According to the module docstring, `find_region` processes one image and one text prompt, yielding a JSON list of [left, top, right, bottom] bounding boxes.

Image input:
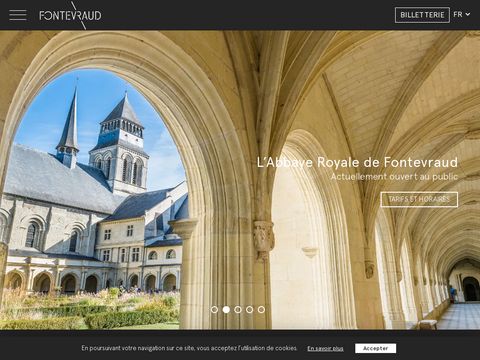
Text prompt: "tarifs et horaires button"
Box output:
[[380, 191, 458, 208]]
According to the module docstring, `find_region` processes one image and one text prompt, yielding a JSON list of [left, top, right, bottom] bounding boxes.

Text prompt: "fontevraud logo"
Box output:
[[38, 1, 102, 30]]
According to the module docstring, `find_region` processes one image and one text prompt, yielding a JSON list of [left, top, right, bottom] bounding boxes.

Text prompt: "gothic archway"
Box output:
[[270, 130, 356, 329], [0, 31, 254, 329], [85, 275, 99, 293], [61, 274, 77, 294], [163, 274, 177, 292], [145, 274, 156, 292], [33, 272, 52, 294], [6, 271, 24, 290], [129, 274, 139, 289], [463, 277, 480, 301]]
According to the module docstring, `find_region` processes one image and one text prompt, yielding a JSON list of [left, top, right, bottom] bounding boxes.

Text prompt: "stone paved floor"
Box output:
[[437, 303, 480, 329]]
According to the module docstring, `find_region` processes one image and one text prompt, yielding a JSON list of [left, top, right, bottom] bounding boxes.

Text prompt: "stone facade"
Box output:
[[0, 91, 186, 295]]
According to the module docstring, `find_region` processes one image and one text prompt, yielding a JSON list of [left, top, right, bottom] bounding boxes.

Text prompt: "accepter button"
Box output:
[[395, 7, 450, 23], [355, 343, 396, 354]]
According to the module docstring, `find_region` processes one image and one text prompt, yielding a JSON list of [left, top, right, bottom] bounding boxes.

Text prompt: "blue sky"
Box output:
[[14, 69, 186, 191]]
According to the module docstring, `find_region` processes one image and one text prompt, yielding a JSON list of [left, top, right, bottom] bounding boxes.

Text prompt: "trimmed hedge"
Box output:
[[0, 316, 84, 330], [85, 309, 178, 329], [6, 305, 117, 318]]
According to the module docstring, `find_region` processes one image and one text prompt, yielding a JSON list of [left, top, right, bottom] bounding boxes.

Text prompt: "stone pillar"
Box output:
[[23, 257, 35, 293], [156, 269, 161, 290], [253, 220, 275, 329], [377, 239, 406, 329], [53, 260, 61, 293], [80, 267, 87, 292], [168, 218, 198, 328], [170, 215, 269, 330], [0, 242, 7, 304], [176, 269, 181, 290]]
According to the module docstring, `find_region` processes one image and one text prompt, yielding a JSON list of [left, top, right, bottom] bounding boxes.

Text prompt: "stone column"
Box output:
[[80, 267, 87, 292], [253, 220, 275, 329], [0, 242, 7, 305], [168, 218, 198, 328], [378, 239, 406, 329], [156, 269, 161, 290], [53, 260, 61, 294]]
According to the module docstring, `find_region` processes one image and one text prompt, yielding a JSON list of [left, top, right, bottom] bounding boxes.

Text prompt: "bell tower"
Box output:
[[89, 92, 149, 196], [56, 88, 79, 169]]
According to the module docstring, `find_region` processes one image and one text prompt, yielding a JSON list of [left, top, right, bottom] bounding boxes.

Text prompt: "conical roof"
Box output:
[[56, 88, 79, 151], [100, 92, 143, 128]]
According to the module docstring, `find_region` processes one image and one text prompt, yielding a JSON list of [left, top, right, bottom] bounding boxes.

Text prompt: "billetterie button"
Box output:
[[355, 343, 396, 354], [395, 7, 450, 23]]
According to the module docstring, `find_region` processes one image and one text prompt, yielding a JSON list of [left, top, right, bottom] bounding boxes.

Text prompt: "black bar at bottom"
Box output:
[[0, 330, 476, 359]]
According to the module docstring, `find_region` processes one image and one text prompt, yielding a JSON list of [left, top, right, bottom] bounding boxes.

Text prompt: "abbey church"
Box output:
[[0, 89, 187, 294]]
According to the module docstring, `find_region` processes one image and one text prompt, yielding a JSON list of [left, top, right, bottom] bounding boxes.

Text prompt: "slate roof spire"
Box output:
[[100, 91, 143, 128], [56, 87, 79, 168], [56, 87, 79, 152]]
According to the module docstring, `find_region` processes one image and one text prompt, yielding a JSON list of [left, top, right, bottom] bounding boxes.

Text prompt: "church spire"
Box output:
[[56, 87, 79, 169]]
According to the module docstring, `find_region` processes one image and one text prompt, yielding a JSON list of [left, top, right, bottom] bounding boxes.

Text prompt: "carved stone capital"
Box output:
[[413, 276, 419, 286], [253, 220, 275, 260], [396, 271, 403, 282], [168, 218, 198, 241], [365, 260, 375, 279]]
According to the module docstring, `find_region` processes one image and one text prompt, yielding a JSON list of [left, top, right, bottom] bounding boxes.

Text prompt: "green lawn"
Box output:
[[114, 322, 179, 330]]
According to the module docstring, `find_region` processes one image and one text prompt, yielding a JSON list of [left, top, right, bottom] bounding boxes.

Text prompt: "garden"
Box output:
[[0, 288, 180, 330]]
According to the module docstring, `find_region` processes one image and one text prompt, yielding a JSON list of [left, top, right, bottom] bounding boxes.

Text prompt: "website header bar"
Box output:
[[0, 0, 480, 30]]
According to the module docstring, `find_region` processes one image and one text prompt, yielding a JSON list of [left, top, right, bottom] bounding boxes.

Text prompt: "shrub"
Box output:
[[85, 309, 178, 329], [0, 316, 84, 330], [5, 305, 117, 318], [108, 287, 120, 298], [41, 305, 115, 317], [137, 295, 177, 311], [125, 296, 144, 304], [162, 295, 177, 308]]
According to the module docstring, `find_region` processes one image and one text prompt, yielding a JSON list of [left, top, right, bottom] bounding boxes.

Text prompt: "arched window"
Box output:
[[166, 249, 176, 259], [95, 158, 102, 169], [25, 222, 39, 248], [122, 158, 128, 182], [69, 231, 78, 252], [105, 158, 111, 179], [137, 162, 143, 185], [132, 162, 138, 185], [148, 251, 158, 260]]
